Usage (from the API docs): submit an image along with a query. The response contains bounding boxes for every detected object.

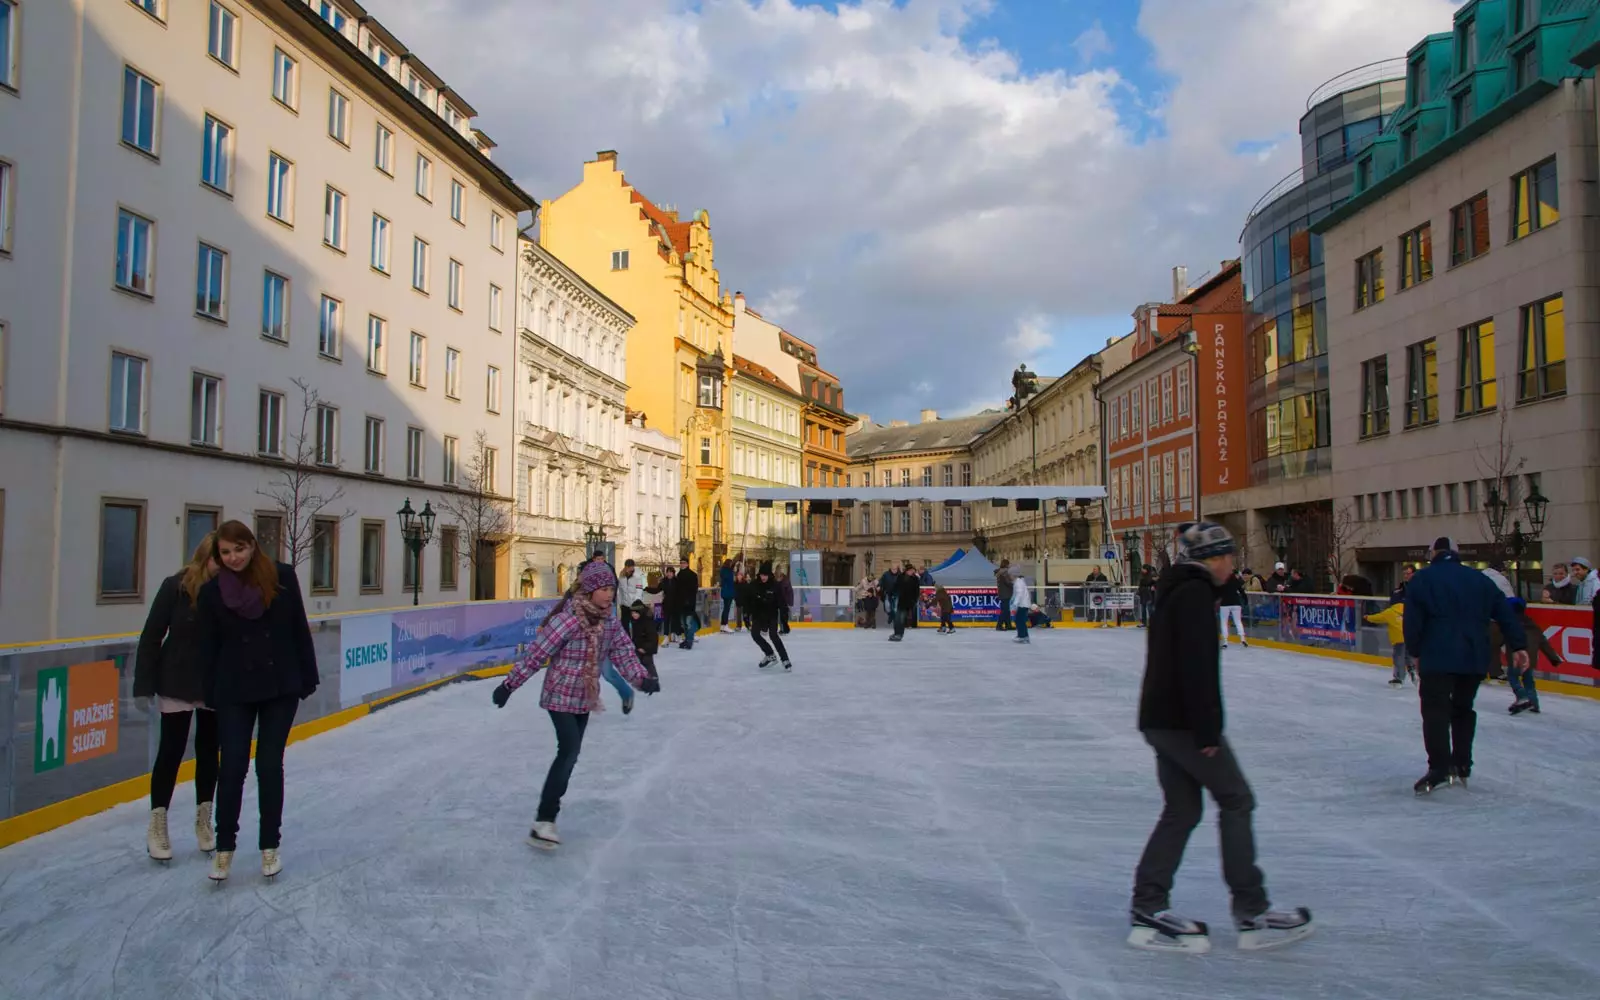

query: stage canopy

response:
[926,547,1000,585]
[743,486,1106,504]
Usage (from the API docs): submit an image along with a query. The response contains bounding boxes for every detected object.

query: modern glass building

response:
[1239,66,1407,487]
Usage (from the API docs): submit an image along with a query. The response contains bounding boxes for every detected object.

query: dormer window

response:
[367,40,392,72]
[317,1,347,34]
[1457,17,1477,73]
[1407,57,1428,105]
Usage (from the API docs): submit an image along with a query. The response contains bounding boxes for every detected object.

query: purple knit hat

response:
[577,560,616,594]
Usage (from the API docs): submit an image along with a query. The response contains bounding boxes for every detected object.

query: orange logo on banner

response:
[66,659,119,764]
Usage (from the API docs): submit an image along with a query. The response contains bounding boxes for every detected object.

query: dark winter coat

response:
[629,612,659,666]
[1265,571,1290,593]
[1544,578,1576,605]
[671,567,701,613]
[879,570,899,598]
[1218,575,1247,608]
[646,573,677,618]
[1136,569,1156,603]
[935,586,953,616]
[719,566,737,600]
[995,567,1014,601]
[1403,552,1526,675]
[196,563,319,707]
[743,576,785,627]
[134,573,209,703]
[777,576,795,608]
[896,571,923,611]
[1138,562,1225,748]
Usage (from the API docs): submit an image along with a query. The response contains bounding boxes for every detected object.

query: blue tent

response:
[929,548,965,573]
[927,547,1001,585]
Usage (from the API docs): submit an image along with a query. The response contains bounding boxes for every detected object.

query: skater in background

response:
[646,566,678,646]
[1136,565,1157,628]
[890,567,921,642]
[745,562,792,670]
[1364,600,1413,687]
[1403,536,1527,794]
[197,521,319,883]
[1130,522,1312,954]
[719,559,739,632]
[1501,597,1558,715]
[935,583,955,633]
[135,533,221,862]
[776,566,794,633]
[1010,573,1032,644]
[1218,569,1247,649]
[628,601,662,694]
[994,560,1015,631]
[617,560,645,637]
[491,561,656,849]
[673,557,702,649]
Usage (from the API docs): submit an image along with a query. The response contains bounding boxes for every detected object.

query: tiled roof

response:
[848,412,1006,458]
[732,354,801,397]
[631,191,691,256]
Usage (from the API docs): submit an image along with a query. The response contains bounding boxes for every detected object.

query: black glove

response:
[491,682,511,708]
[639,676,660,695]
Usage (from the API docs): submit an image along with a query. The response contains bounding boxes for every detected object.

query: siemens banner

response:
[339,613,393,707]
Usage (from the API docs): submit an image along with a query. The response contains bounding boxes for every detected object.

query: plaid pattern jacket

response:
[505,609,650,714]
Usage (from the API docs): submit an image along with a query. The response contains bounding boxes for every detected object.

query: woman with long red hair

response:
[195,520,319,882]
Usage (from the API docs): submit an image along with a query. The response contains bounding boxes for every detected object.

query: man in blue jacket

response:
[1403,536,1527,794]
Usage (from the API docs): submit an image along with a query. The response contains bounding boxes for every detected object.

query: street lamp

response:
[1504,487,1550,600]
[973,530,989,558]
[1265,514,1293,565]
[1122,529,1141,579]
[396,498,436,606]
[584,523,606,561]
[1486,485,1509,545]
[1007,364,1044,578]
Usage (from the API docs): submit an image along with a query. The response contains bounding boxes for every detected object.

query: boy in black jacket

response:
[627,601,662,694]
[1129,522,1312,955]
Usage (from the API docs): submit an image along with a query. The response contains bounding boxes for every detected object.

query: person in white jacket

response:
[616,560,646,637]
[1011,574,1033,644]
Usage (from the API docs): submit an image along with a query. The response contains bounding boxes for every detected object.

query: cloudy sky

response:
[380,0,1457,421]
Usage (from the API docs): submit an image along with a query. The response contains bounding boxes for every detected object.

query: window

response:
[1355,248,1384,308]
[1399,224,1432,289]
[364,417,384,474]
[327,88,350,145]
[1160,373,1173,421]
[115,209,155,294]
[374,123,394,174]
[961,463,972,486]
[1452,87,1473,129]
[0,0,17,89]
[323,186,346,250]
[1457,17,1477,72]
[254,512,284,561]
[486,366,501,413]
[1513,0,1535,33]
[317,294,342,358]
[488,284,503,331]
[921,466,933,487]
[261,270,289,341]
[698,375,723,408]
[318,1,348,31]
[195,243,227,320]
[921,508,933,533]
[447,258,462,310]
[0,160,10,253]
[611,250,630,271]
[1400,126,1418,163]
[366,315,387,373]
[1518,295,1566,402]
[1450,192,1489,265]
[371,214,391,272]
[99,501,146,601]
[415,154,432,200]
[942,507,953,532]
[190,373,221,446]
[267,153,294,223]
[405,426,424,480]
[444,347,460,398]
[109,352,146,433]
[439,527,458,589]
[406,68,432,104]
[443,436,459,484]
[1177,365,1191,416]
[1131,386,1142,432]
[1359,356,1389,438]
[257,389,284,455]
[121,67,161,156]
[1404,339,1439,428]
[1514,44,1539,91]
[314,404,337,465]
[450,180,465,223]
[900,509,911,533]
[1456,320,1497,416]
[491,212,504,251]
[271,48,297,109]
[311,518,338,593]
[208,2,238,68]
[482,447,497,493]
[1178,449,1192,499]
[360,521,384,591]
[201,116,233,193]
[408,332,426,387]
[942,464,954,487]
[1511,158,1559,240]
[412,237,429,291]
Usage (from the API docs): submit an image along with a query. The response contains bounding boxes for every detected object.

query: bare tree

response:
[1323,500,1376,587]
[434,430,514,600]
[1475,402,1527,554]
[257,378,351,573]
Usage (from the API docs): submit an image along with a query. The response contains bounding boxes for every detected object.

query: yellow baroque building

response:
[540,151,734,577]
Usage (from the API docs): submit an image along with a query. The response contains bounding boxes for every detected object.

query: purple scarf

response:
[218,568,266,620]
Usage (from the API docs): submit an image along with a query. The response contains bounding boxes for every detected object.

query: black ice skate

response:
[1450,766,1469,789]
[1127,909,1211,954]
[1235,907,1314,951]
[781,660,792,671]
[757,654,777,669]
[1509,700,1532,715]
[1413,771,1452,795]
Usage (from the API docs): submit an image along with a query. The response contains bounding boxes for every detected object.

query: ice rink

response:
[4,625,1600,1000]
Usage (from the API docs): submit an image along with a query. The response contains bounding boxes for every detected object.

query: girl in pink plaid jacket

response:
[491,561,655,849]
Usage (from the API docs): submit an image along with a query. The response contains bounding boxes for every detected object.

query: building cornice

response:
[519,334,628,396]
[519,240,637,329]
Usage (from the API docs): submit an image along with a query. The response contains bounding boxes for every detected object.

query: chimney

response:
[1171,265,1189,302]
[889,419,910,428]
[857,414,871,427]
[920,409,938,423]
[596,150,618,163]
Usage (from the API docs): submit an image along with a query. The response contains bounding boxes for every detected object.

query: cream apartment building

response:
[512,238,631,597]
[623,410,683,573]
[1321,72,1600,588]
[0,0,535,641]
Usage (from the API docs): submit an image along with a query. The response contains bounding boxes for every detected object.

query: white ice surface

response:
[4,627,1600,1000]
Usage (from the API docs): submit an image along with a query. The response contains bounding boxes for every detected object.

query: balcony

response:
[695,463,725,490]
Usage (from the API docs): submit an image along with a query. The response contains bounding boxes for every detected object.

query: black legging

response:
[751,619,788,661]
[538,711,590,823]
[151,709,219,809]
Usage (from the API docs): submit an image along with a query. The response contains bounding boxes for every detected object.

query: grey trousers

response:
[1132,730,1269,919]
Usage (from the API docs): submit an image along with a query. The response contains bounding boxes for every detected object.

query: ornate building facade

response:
[512,240,630,596]
[623,410,684,573]
[729,356,804,562]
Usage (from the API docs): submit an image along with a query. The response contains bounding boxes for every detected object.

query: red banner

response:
[1525,604,1595,684]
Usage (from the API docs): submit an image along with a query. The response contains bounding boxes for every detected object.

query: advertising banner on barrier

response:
[339,613,393,708]
[1525,604,1596,684]
[918,587,1002,622]
[789,550,823,623]
[390,599,562,689]
[1280,596,1358,650]
[34,659,121,773]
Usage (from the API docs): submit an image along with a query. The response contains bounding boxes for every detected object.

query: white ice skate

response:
[1128,909,1211,954]
[757,654,777,669]
[208,850,234,882]
[1236,907,1314,951]
[146,807,173,861]
[261,848,282,878]
[195,802,216,853]
[528,821,560,850]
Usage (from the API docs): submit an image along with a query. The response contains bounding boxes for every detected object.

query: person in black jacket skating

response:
[671,558,701,648]
[1218,570,1248,649]
[627,601,662,693]
[890,566,922,641]
[196,520,319,883]
[745,562,791,669]
[135,533,222,861]
[1129,522,1312,955]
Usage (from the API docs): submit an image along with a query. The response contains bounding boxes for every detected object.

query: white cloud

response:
[1072,21,1113,64]
[377,0,1459,420]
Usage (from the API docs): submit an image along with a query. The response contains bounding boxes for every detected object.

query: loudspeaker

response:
[810,500,833,515]
[1016,498,1040,511]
